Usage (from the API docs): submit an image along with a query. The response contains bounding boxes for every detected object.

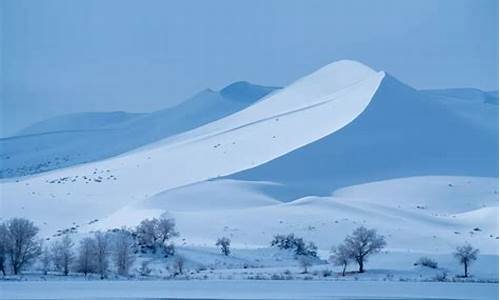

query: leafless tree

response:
[135,217,178,255]
[298,255,313,273]
[215,237,231,256]
[4,218,41,274]
[136,219,156,249]
[172,255,185,275]
[40,245,52,275]
[138,260,152,276]
[330,244,351,276]
[270,233,317,257]
[94,231,110,279]
[111,229,136,276]
[454,243,479,277]
[343,226,386,273]
[51,235,75,276]
[157,218,178,245]
[76,237,96,276]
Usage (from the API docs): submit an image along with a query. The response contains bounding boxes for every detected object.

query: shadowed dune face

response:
[229,74,498,198]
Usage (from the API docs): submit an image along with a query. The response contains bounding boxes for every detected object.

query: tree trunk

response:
[342,264,346,276]
[358,259,364,273]
[464,262,468,277]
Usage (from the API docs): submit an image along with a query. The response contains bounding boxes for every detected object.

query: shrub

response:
[271,234,318,257]
[414,257,438,269]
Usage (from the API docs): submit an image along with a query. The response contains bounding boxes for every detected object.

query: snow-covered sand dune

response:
[230,74,498,197]
[1,60,384,233]
[105,176,496,255]
[0,82,278,178]
[0,60,497,263]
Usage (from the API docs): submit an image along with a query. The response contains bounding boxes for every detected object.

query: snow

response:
[230,74,498,196]
[16,111,145,136]
[1,83,278,178]
[0,60,384,235]
[0,60,497,288]
[0,280,497,299]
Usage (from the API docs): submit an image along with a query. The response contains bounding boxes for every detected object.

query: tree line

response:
[0,217,178,277]
[0,218,480,278]
[270,226,479,277]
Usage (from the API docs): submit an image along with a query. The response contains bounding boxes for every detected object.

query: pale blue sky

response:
[1,0,498,136]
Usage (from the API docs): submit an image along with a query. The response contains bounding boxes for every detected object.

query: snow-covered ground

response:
[1,280,497,300]
[0,60,497,290]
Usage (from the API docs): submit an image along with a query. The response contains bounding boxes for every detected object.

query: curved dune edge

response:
[1,61,385,233]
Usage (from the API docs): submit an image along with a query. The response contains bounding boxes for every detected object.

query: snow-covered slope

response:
[16,111,145,136]
[111,176,496,254]
[0,83,278,178]
[229,74,498,198]
[0,60,497,258]
[421,88,498,131]
[1,60,384,233]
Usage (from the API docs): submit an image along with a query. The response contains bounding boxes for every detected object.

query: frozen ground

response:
[0,280,497,300]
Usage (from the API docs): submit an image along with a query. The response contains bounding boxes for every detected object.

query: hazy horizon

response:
[1,0,498,137]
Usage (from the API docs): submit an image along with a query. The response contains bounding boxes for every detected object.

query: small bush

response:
[138,261,152,276]
[414,257,438,269]
[433,271,448,282]
[270,234,318,257]
[270,273,285,280]
[321,269,333,277]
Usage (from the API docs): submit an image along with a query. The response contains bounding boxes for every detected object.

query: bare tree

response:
[298,255,313,273]
[138,261,152,276]
[94,231,110,279]
[40,245,52,275]
[4,218,41,274]
[454,243,479,277]
[157,218,179,245]
[76,237,96,276]
[271,233,318,257]
[330,244,351,276]
[343,226,386,273]
[0,223,7,276]
[135,217,178,255]
[136,219,157,250]
[172,255,185,275]
[51,235,74,276]
[111,229,136,276]
[215,237,231,256]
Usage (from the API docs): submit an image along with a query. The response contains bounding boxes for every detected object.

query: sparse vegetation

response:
[111,228,136,276]
[135,217,178,256]
[337,226,386,273]
[0,216,491,284]
[414,257,438,269]
[2,218,41,274]
[76,237,97,276]
[216,237,231,256]
[172,255,186,275]
[454,243,479,277]
[330,244,351,276]
[94,231,110,279]
[271,234,318,257]
[138,261,152,276]
[51,234,75,276]
[298,255,313,273]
